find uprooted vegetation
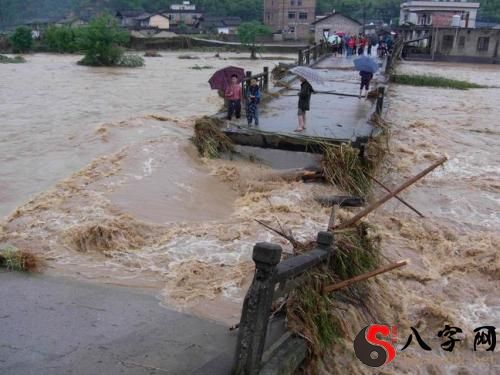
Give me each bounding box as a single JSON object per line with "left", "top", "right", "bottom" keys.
{"left": 0, "top": 246, "right": 39, "bottom": 272}
{"left": 192, "top": 116, "right": 234, "bottom": 158}
{"left": 267, "top": 222, "right": 383, "bottom": 361}
{"left": 0, "top": 54, "right": 25, "bottom": 63}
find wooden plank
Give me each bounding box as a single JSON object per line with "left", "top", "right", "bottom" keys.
{"left": 323, "top": 260, "right": 408, "bottom": 293}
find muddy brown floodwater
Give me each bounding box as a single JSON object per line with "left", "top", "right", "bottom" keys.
{"left": 1, "top": 52, "right": 334, "bottom": 324}
{"left": 359, "top": 61, "right": 500, "bottom": 374}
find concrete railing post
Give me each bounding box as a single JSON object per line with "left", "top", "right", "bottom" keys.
{"left": 376, "top": 86, "right": 385, "bottom": 115}
{"left": 298, "top": 50, "right": 303, "bottom": 66}
{"left": 305, "top": 49, "right": 310, "bottom": 65}
{"left": 233, "top": 243, "right": 282, "bottom": 375}
{"left": 313, "top": 42, "right": 318, "bottom": 60}
{"left": 263, "top": 67, "right": 269, "bottom": 91}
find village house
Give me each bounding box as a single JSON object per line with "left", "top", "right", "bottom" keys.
{"left": 116, "top": 10, "right": 145, "bottom": 28}
{"left": 136, "top": 13, "right": 170, "bottom": 30}
{"left": 163, "top": 1, "right": 203, "bottom": 27}
{"left": 263, "top": 0, "right": 316, "bottom": 40}
{"left": 312, "top": 12, "right": 362, "bottom": 42}
{"left": 198, "top": 16, "right": 242, "bottom": 35}
{"left": 400, "top": 0, "right": 480, "bottom": 28}
{"left": 400, "top": 24, "right": 500, "bottom": 63}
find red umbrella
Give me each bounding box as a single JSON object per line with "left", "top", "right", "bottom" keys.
{"left": 208, "top": 66, "right": 245, "bottom": 91}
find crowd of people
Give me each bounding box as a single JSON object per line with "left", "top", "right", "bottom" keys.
{"left": 331, "top": 34, "right": 394, "bottom": 58}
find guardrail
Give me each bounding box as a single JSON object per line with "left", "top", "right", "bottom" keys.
{"left": 232, "top": 231, "right": 334, "bottom": 374}
{"left": 298, "top": 40, "right": 329, "bottom": 66}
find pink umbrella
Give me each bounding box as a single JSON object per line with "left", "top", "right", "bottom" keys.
{"left": 208, "top": 66, "right": 245, "bottom": 91}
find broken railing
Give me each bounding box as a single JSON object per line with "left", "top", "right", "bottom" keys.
{"left": 232, "top": 231, "right": 334, "bottom": 375}
{"left": 298, "top": 40, "right": 329, "bottom": 66}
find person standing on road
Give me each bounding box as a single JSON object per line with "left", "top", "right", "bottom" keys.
{"left": 359, "top": 70, "right": 373, "bottom": 99}
{"left": 295, "top": 77, "right": 314, "bottom": 132}
{"left": 225, "top": 74, "right": 242, "bottom": 120}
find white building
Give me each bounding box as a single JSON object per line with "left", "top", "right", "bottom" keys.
{"left": 400, "top": 1, "right": 480, "bottom": 28}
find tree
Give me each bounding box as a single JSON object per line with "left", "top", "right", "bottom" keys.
{"left": 77, "top": 14, "right": 129, "bottom": 66}
{"left": 43, "top": 25, "right": 79, "bottom": 53}
{"left": 10, "top": 26, "right": 32, "bottom": 53}
{"left": 237, "top": 21, "right": 272, "bottom": 59}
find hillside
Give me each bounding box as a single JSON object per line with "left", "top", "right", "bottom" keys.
{"left": 1, "top": 0, "right": 499, "bottom": 29}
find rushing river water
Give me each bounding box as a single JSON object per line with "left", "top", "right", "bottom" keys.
{"left": 0, "top": 52, "right": 278, "bottom": 218}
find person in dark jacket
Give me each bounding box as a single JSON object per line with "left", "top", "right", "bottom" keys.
{"left": 295, "top": 77, "right": 314, "bottom": 132}
{"left": 359, "top": 70, "right": 374, "bottom": 99}
{"left": 245, "top": 78, "right": 261, "bottom": 126}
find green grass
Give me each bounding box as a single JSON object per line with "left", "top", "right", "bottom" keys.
{"left": 0, "top": 54, "right": 26, "bottom": 64}
{"left": 332, "top": 223, "right": 381, "bottom": 280}
{"left": 0, "top": 246, "right": 38, "bottom": 272}
{"left": 190, "top": 64, "right": 214, "bottom": 70}
{"left": 287, "top": 271, "right": 342, "bottom": 356}
{"left": 391, "top": 74, "right": 485, "bottom": 90}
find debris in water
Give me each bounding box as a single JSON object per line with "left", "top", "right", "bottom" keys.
{"left": 192, "top": 116, "right": 234, "bottom": 158}
{"left": 0, "top": 246, "right": 39, "bottom": 272}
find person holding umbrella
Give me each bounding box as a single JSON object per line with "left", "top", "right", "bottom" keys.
{"left": 208, "top": 66, "right": 245, "bottom": 121}
{"left": 359, "top": 71, "right": 373, "bottom": 99}
{"left": 353, "top": 55, "right": 379, "bottom": 99}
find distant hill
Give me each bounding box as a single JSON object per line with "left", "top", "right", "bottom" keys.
{"left": 1, "top": 0, "right": 499, "bottom": 29}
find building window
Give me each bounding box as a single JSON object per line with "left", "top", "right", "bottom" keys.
{"left": 477, "top": 37, "right": 490, "bottom": 51}
{"left": 299, "top": 12, "right": 308, "bottom": 20}
{"left": 288, "top": 12, "right": 296, "bottom": 20}
{"left": 298, "top": 0, "right": 302, "bottom": 5}
{"left": 458, "top": 36, "right": 465, "bottom": 48}
{"left": 442, "top": 35, "right": 454, "bottom": 49}
{"left": 290, "top": 0, "right": 295, "bottom": 5}
{"left": 461, "top": 11, "right": 469, "bottom": 20}
{"left": 288, "top": 26, "right": 295, "bottom": 33}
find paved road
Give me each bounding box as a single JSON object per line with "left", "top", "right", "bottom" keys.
{"left": 0, "top": 271, "right": 236, "bottom": 375}
{"left": 232, "top": 54, "right": 383, "bottom": 141}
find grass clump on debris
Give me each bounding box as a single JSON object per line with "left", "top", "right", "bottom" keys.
{"left": 266, "top": 222, "right": 382, "bottom": 359}
{"left": 190, "top": 64, "right": 214, "bottom": 70}
{"left": 0, "top": 246, "right": 38, "bottom": 272}
{"left": 192, "top": 116, "right": 234, "bottom": 158}
{"left": 0, "top": 54, "right": 25, "bottom": 63}
{"left": 321, "top": 144, "right": 372, "bottom": 197}
{"left": 391, "top": 74, "right": 485, "bottom": 90}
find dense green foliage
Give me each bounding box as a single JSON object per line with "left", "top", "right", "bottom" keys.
{"left": 77, "top": 14, "right": 130, "bottom": 66}
{"left": 391, "top": 74, "right": 486, "bottom": 90}
{"left": 1, "top": 0, "right": 499, "bottom": 28}
{"left": 0, "top": 54, "right": 26, "bottom": 63}
{"left": 43, "top": 25, "right": 79, "bottom": 52}
{"left": 10, "top": 26, "right": 32, "bottom": 52}
{"left": 237, "top": 21, "right": 272, "bottom": 58}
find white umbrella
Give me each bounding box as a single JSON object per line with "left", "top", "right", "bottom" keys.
{"left": 290, "top": 66, "right": 325, "bottom": 85}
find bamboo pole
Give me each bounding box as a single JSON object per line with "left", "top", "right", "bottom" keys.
{"left": 333, "top": 157, "right": 447, "bottom": 230}
{"left": 323, "top": 260, "right": 408, "bottom": 293}
{"left": 366, "top": 174, "right": 425, "bottom": 218}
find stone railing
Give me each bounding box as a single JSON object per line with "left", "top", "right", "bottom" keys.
{"left": 232, "top": 231, "right": 334, "bottom": 374}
